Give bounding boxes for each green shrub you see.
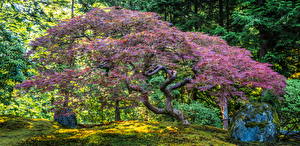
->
[175,101,222,128]
[279,79,300,132]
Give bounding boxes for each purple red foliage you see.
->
[18,7,286,124]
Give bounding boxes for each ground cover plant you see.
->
[1,115,299,146]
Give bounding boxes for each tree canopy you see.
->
[18,7,286,125]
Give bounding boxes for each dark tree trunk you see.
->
[193,0,200,30]
[219,0,224,26]
[164,5,167,21]
[115,100,121,121]
[292,0,296,7]
[258,41,268,58]
[126,65,192,125]
[194,0,198,14]
[163,89,190,125]
[257,25,275,58]
[257,0,265,6]
[221,100,229,129]
[71,0,75,18]
[140,92,189,125]
[225,0,230,28]
[62,90,70,107]
[208,1,214,22]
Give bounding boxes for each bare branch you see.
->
[144,65,165,76]
[160,70,177,90]
[168,77,192,91]
[140,95,167,114]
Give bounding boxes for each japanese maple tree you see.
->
[19,7,286,126]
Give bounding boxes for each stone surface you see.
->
[54,108,77,128]
[229,103,279,142]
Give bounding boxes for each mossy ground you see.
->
[0,115,299,146]
[0,115,60,146]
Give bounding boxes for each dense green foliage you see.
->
[211,0,300,77]
[0,24,28,104]
[0,90,53,119]
[280,79,300,133]
[246,79,300,138]
[175,101,222,128]
[0,0,67,44]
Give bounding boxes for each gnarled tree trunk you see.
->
[126,65,192,125]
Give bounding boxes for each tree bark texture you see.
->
[115,100,121,121]
[126,65,192,125]
[220,98,229,129]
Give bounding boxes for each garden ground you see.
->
[0,115,299,146]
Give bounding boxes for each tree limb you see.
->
[125,79,166,114]
[168,77,192,91]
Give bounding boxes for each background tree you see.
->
[0,0,83,118]
[0,24,28,104]
[212,0,300,77]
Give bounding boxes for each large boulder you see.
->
[54,108,77,128]
[229,103,279,142]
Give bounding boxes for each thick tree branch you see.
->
[125,79,166,114]
[140,95,167,114]
[144,65,190,125]
[168,77,192,91]
[97,61,111,75]
[160,70,177,90]
[144,65,165,76]
[144,65,177,90]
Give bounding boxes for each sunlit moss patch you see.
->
[0,115,60,146]
[1,115,299,146]
[19,120,236,146]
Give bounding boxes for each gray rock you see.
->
[54,108,77,128]
[229,103,279,142]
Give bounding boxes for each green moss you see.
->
[0,115,60,146]
[245,121,268,128]
[0,118,30,130]
[1,115,298,146]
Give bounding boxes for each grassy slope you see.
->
[0,115,299,146]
